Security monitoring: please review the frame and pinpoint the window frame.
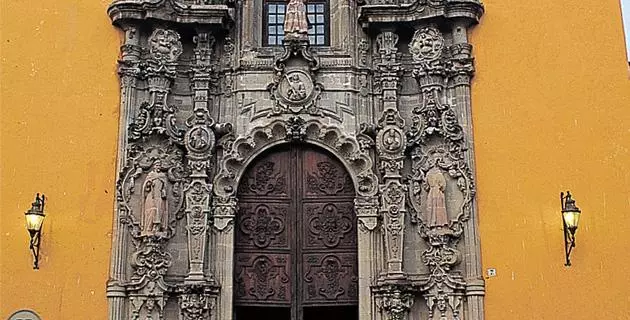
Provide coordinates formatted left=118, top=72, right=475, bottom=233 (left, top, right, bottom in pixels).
left=262, top=0, right=330, bottom=47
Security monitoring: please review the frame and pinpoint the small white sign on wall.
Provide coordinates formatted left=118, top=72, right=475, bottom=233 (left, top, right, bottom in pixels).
left=7, top=310, right=41, bottom=320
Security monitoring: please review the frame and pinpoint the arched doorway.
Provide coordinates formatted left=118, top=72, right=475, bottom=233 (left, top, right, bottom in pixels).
left=233, top=144, right=359, bottom=320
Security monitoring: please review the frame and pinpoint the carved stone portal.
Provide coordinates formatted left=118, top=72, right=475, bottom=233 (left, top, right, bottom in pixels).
left=107, top=0, right=485, bottom=319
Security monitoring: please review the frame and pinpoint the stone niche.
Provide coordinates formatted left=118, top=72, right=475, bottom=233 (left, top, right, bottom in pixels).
left=105, top=1, right=485, bottom=320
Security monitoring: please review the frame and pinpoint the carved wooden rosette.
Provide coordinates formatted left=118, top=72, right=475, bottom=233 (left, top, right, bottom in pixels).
left=407, top=24, right=478, bottom=319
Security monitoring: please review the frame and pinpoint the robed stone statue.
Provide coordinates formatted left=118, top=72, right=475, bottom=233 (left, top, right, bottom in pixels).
left=141, top=160, right=169, bottom=236
left=284, top=0, right=309, bottom=41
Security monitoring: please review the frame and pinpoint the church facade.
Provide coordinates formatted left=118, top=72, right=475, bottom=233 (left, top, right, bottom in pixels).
left=3, top=0, right=630, bottom=320
left=105, top=1, right=484, bottom=319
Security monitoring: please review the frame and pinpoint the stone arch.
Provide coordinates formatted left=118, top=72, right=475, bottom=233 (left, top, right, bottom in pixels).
left=211, top=118, right=380, bottom=320
left=214, top=118, right=378, bottom=199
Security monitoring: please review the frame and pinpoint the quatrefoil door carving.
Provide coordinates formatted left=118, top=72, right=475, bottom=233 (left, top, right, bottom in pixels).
left=240, top=204, right=285, bottom=248
left=234, top=145, right=358, bottom=318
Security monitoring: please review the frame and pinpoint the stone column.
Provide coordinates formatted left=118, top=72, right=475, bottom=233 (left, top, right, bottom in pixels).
left=449, top=21, right=485, bottom=320
left=374, top=30, right=407, bottom=280
left=212, top=196, right=237, bottom=320
left=107, top=23, right=141, bottom=320
left=356, top=196, right=380, bottom=320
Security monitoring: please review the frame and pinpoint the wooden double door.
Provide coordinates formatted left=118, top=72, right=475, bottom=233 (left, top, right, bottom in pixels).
left=234, top=145, right=358, bottom=320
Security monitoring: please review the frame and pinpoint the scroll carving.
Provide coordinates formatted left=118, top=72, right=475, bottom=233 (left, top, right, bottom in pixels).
left=407, top=25, right=481, bottom=320
left=214, top=119, right=378, bottom=199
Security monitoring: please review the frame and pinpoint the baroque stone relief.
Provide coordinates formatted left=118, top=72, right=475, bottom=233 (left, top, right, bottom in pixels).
left=213, top=118, right=378, bottom=200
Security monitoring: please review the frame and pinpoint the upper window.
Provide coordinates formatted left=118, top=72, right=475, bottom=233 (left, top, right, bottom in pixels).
left=264, top=0, right=329, bottom=46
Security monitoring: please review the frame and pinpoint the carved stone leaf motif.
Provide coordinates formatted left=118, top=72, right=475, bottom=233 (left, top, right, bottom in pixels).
left=308, top=204, right=352, bottom=248
left=131, top=239, right=172, bottom=283
left=304, top=255, right=357, bottom=300
left=240, top=161, right=287, bottom=195
left=306, top=161, right=353, bottom=195
left=236, top=255, right=290, bottom=300
left=149, top=28, right=183, bottom=63
left=240, top=204, right=285, bottom=248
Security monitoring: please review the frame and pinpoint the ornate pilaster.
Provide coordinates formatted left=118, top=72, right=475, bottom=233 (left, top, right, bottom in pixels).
left=407, top=24, right=483, bottom=320
left=211, top=195, right=237, bottom=320
left=355, top=196, right=380, bottom=320
left=183, top=29, right=216, bottom=284
left=374, top=31, right=407, bottom=281
left=108, top=23, right=143, bottom=320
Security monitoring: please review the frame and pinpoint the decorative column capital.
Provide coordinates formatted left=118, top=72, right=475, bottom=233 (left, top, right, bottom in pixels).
left=212, top=196, right=237, bottom=231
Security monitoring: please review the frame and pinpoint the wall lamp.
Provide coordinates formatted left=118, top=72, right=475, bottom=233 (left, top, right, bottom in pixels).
left=24, top=193, right=46, bottom=269
left=560, top=191, right=581, bottom=266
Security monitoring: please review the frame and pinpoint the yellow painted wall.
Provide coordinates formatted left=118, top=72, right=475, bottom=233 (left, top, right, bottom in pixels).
left=471, top=0, right=630, bottom=319
left=0, top=1, right=120, bottom=319
left=2, top=0, right=630, bottom=319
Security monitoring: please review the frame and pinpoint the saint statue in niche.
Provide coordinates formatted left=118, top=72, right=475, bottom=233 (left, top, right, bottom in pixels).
left=142, top=160, right=169, bottom=236
left=425, top=166, right=449, bottom=228
left=284, top=0, right=309, bottom=41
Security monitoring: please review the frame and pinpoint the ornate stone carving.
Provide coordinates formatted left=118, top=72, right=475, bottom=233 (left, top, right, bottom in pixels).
left=149, top=28, right=183, bottom=63
left=374, top=285, right=415, bottom=320
left=177, top=284, right=220, bottom=320
left=375, top=78, right=408, bottom=280
left=358, top=38, right=370, bottom=66
left=268, top=59, right=324, bottom=117
left=409, top=26, right=444, bottom=63
left=128, top=238, right=172, bottom=320
left=119, top=141, right=185, bottom=240
left=358, top=0, right=484, bottom=28
left=214, top=119, right=378, bottom=199
left=285, top=116, right=307, bottom=142
left=405, top=23, right=483, bottom=320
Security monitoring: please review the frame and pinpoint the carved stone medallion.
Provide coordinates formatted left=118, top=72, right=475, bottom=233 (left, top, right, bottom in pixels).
left=149, top=28, right=183, bottom=63
left=409, top=26, right=444, bottom=62
left=185, top=127, right=215, bottom=153
left=278, top=70, right=315, bottom=109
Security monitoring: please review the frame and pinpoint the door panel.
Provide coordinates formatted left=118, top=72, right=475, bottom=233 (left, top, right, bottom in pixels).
left=234, top=145, right=358, bottom=319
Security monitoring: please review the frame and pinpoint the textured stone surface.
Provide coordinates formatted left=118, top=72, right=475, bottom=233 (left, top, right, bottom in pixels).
left=106, top=1, right=485, bottom=319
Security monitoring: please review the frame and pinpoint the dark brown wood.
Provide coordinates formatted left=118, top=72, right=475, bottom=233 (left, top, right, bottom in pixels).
left=234, top=145, right=358, bottom=319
